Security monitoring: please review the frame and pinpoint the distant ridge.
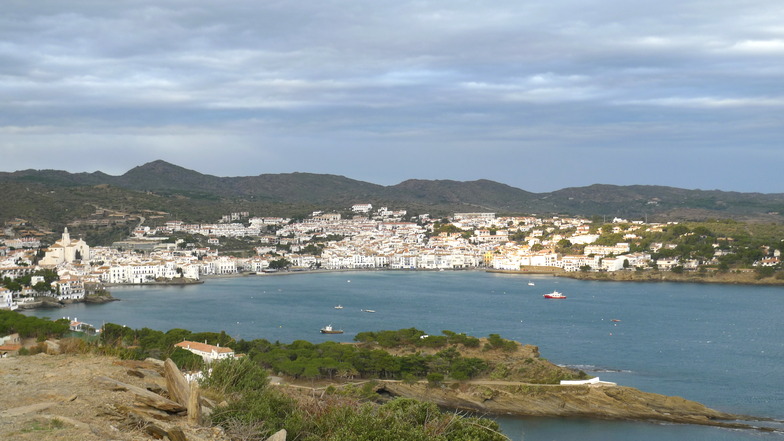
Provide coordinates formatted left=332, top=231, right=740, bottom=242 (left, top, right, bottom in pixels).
left=1, top=160, right=783, bottom=224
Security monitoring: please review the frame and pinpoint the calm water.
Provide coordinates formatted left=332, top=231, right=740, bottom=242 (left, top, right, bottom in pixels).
left=26, top=271, right=784, bottom=440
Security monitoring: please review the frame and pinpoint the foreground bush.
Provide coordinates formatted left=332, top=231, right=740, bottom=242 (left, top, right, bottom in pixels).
left=211, top=392, right=508, bottom=441
left=201, top=357, right=268, bottom=396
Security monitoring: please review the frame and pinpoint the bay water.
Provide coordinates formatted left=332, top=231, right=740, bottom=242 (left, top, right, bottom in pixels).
left=26, top=271, right=784, bottom=440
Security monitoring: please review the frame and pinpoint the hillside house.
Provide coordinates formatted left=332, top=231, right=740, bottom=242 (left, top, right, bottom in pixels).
left=175, top=340, right=235, bottom=363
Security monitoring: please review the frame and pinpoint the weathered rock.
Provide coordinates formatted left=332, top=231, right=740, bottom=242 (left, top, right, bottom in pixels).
left=167, top=426, right=188, bottom=441
left=375, top=381, right=751, bottom=429
left=188, top=380, right=202, bottom=425
left=266, top=429, right=287, bottom=441
left=44, top=340, right=61, bottom=355
left=165, top=358, right=191, bottom=407
left=95, top=375, right=186, bottom=413
left=127, top=368, right=146, bottom=378
left=0, top=402, right=57, bottom=417
left=145, top=357, right=166, bottom=367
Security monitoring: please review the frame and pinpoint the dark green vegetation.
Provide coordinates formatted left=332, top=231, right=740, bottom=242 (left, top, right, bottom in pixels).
left=97, top=323, right=234, bottom=368
left=237, top=330, right=488, bottom=382
left=0, top=310, right=69, bottom=340
left=3, top=161, right=784, bottom=240
left=604, top=221, right=783, bottom=276
left=205, top=356, right=506, bottom=441
left=1, top=269, right=58, bottom=294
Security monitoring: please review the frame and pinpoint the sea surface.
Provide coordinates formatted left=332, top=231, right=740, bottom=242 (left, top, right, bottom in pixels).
left=25, top=271, right=784, bottom=440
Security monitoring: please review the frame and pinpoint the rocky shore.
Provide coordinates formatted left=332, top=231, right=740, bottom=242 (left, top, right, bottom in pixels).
left=375, top=381, right=771, bottom=431
left=555, top=270, right=784, bottom=285
left=105, top=277, right=203, bottom=287
left=17, top=292, right=118, bottom=310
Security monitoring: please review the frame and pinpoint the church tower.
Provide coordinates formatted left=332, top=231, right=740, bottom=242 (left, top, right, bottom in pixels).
left=62, top=227, right=71, bottom=244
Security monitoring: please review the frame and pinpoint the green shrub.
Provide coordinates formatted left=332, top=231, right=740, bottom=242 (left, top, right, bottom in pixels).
left=169, top=347, right=204, bottom=371
left=210, top=389, right=305, bottom=440
left=426, top=372, right=444, bottom=387
left=59, top=337, right=91, bottom=354
left=202, top=357, right=268, bottom=395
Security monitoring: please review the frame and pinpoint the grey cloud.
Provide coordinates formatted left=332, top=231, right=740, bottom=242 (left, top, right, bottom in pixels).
left=1, top=0, right=782, bottom=192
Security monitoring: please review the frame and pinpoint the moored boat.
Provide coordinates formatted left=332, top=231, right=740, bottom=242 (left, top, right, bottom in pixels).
left=543, top=290, right=566, bottom=299
left=320, top=324, right=344, bottom=334
left=334, top=305, right=344, bottom=309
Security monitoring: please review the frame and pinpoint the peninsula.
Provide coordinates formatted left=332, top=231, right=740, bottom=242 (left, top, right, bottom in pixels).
left=0, top=325, right=776, bottom=440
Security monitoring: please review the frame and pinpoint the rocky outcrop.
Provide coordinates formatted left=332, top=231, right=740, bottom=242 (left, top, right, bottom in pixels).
left=0, top=354, right=230, bottom=441
left=376, top=381, right=765, bottom=430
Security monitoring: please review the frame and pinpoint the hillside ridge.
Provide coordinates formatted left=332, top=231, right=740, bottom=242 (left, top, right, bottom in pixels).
left=2, top=160, right=784, bottom=223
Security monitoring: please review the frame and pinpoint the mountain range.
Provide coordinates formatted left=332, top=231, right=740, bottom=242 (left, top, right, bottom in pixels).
left=2, top=160, right=783, bottom=226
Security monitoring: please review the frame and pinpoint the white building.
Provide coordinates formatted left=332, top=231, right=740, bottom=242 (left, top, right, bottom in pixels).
left=351, top=204, right=373, bottom=213
left=584, top=243, right=630, bottom=256
left=175, top=340, right=235, bottom=363
left=39, top=228, right=90, bottom=266
left=0, top=287, right=17, bottom=310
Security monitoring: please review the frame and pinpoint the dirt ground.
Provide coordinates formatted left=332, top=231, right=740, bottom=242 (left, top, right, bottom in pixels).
left=0, top=353, right=229, bottom=441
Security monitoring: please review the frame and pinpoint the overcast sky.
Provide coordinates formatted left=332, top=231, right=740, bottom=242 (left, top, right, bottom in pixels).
left=1, top=1, right=782, bottom=193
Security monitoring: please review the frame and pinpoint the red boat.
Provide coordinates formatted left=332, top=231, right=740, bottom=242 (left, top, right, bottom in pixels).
left=543, top=290, right=567, bottom=299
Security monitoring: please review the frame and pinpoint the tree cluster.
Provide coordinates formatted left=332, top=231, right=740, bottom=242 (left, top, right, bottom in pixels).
left=0, top=269, right=58, bottom=294
left=0, top=310, right=69, bottom=340
left=235, top=333, right=488, bottom=382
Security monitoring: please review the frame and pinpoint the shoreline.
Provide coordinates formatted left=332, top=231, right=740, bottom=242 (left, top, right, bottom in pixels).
left=105, top=278, right=204, bottom=287
left=487, top=268, right=784, bottom=286
left=19, top=267, right=778, bottom=312
left=116, top=266, right=784, bottom=287
left=554, top=270, right=784, bottom=286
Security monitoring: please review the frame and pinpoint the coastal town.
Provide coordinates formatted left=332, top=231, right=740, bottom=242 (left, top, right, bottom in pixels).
left=1, top=203, right=782, bottom=311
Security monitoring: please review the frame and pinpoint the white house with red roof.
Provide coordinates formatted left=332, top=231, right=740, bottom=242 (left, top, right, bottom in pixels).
left=175, top=340, right=236, bottom=363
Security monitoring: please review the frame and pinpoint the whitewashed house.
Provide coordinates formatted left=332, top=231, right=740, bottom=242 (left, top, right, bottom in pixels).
left=175, top=340, right=235, bottom=363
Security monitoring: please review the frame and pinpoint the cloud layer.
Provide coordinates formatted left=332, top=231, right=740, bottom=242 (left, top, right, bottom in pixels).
left=1, top=0, right=782, bottom=192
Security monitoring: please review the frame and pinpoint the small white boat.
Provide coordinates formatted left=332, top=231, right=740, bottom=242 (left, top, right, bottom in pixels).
left=361, top=309, right=376, bottom=313
left=334, top=305, right=344, bottom=309
left=528, top=281, right=535, bottom=286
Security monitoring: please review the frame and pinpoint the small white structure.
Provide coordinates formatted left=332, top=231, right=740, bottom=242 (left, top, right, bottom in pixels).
left=351, top=204, right=373, bottom=213
left=560, top=377, right=616, bottom=386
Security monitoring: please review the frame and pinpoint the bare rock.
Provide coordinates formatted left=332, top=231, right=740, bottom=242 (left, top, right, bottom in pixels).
left=95, top=375, right=186, bottom=412
left=0, top=401, right=57, bottom=417
left=266, top=428, right=287, bottom=441
left=44, top=340, right=61, bottom=355
left=145, top=357, right=166, bottom=367
left=164, top=358, right=191, bottom=407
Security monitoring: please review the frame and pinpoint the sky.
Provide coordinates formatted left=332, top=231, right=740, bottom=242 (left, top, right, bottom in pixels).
left=1, top=1, right=782, bottom=193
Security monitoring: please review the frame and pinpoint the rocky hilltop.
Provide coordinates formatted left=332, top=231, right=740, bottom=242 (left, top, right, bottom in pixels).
left=0, top=353, right=229, bottom=441
left=369, top=340, right=767, bottom=431
left=0, top=342, right=776, bottom=439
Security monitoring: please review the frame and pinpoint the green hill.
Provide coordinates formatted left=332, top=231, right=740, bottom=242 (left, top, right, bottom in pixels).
left=2, top=161, right=783, bottom=232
